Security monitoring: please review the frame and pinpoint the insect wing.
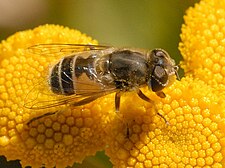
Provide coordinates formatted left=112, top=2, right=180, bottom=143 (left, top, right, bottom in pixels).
left=28, top=44, right=111, bottom=57
left=25, top=43, right=116, bottom=109
left=24, top=67, right=117, bottom=110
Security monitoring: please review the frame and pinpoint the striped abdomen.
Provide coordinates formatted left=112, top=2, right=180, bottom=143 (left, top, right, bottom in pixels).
left=49, top=55, right=96, bottom=95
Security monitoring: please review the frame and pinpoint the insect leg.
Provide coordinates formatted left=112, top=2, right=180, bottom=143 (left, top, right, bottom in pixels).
left=72, top=93, right=105, bottom=106
left=156, top=91, right=166, bottom=98
left=115, top=92, right=121, bottom=112
left=137, top=89, right=153, bottom=103
left=126, top=123, right=131, bottom=138
left=174, top=65, right=180, bottom=80
left=27, top=111, right=60, bottom=126
left=157, top=112, right=170, bottom=125
left=137, top=89, right=169, bottom=125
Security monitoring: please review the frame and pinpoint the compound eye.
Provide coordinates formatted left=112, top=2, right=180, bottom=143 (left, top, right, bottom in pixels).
left=150, top=65, right=168, bottom=92
left=150, top=49, right=169, bottom=65
left=154, top=49, right=167, bottom=58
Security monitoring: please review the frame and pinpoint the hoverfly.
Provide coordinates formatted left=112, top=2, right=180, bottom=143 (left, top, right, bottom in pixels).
left=25, top=44, right=179, bottom=124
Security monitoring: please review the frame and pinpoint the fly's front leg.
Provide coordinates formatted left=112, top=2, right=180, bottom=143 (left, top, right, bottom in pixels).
left=115, top=92, right=121, bottom=112
left=137, top=89, right=154, bottom=103
left=157, top=112, right=170, bottom=125
left=137, top=88, right=166, bottom=100
left=137, top=89, right=169, bottom=125
left=156, top=91, right=166, bottom=98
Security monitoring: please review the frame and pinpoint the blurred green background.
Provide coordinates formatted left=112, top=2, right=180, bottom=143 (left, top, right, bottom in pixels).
left=0, top=0, right=197, bottom=167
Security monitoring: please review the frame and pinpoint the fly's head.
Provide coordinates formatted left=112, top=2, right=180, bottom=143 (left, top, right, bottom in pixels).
left=147, top=49, right=179, bottom=92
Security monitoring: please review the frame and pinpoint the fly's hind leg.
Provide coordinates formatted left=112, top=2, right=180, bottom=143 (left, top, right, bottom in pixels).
left=27, top=110, right=61, bottom=126
left=72, top=94, right=104, bottom=106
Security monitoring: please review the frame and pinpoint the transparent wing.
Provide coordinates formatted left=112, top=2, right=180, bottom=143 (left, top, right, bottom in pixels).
left=25, top=43, right=116, bottom=110
left=28, top=43, right=111, bottom=57
left=24, top=69, right=117, bottom=110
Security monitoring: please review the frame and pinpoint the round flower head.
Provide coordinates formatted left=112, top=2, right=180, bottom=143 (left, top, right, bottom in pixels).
left=179, top=0, right=225, bottom=86
left=105, top=77, right=225, bottom=167
left=0, top=24, right=113, bottom=167
left=1, top=0, right=225, bottom=166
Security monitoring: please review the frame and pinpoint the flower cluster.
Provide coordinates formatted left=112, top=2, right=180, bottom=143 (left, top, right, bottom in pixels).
left=180, top=0, right=225, bottom=86
left=0, top=0, right=225, bottom=167
left=0, top=25, right=111, bottom=167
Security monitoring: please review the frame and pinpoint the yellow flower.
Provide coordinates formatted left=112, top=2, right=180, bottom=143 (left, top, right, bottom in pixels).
left=105, top=77, right=225, bottom=167
left=179, top=0, right=225, bottom=86
left=0, top=24, right=112, bottom=167
left=1, top=0, right=225, bottom=167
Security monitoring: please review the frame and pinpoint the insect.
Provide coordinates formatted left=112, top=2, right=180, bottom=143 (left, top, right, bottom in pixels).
left=25, top=44, right=179, bottom=124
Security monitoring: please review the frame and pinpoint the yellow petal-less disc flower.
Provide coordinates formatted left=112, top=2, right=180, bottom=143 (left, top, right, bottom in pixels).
left=1, top=0, right=225, bottom=166
left=0, top=24, right=114, bottom=167
left=179, top=0, right=225, bottom=86
left=105, top=77, right=225, bottom=168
